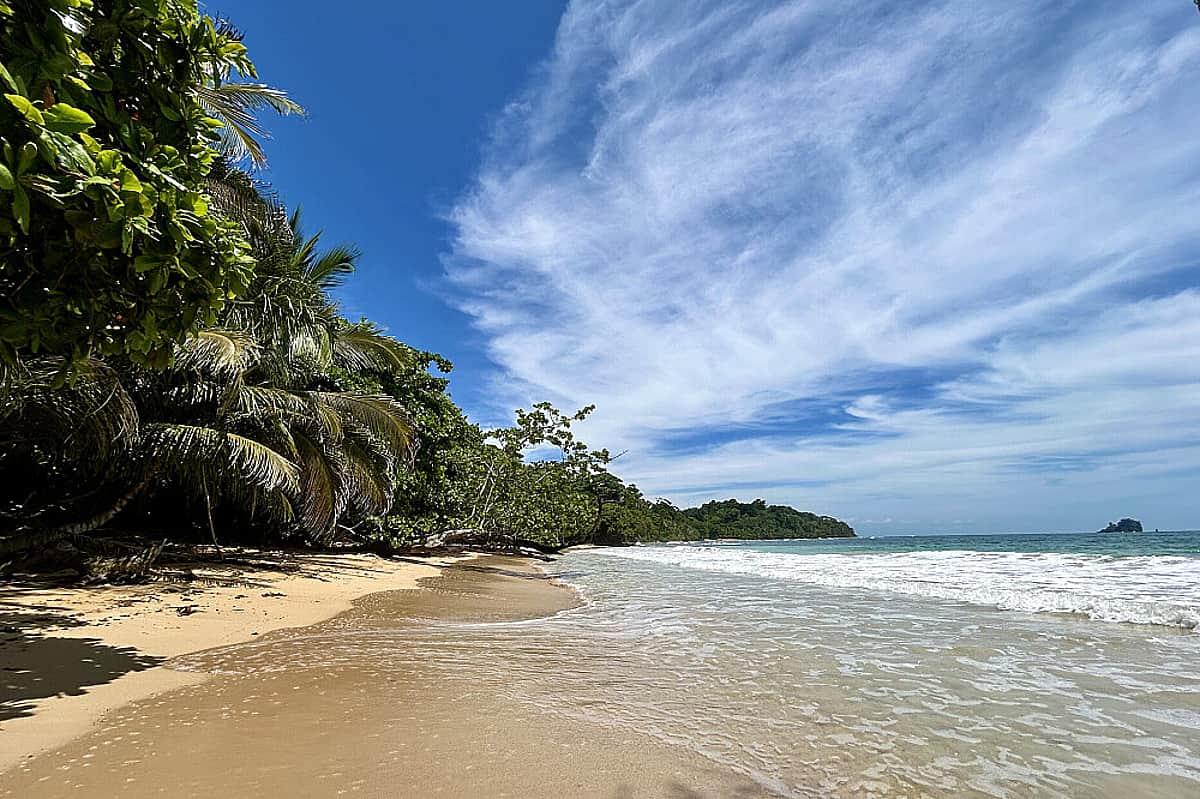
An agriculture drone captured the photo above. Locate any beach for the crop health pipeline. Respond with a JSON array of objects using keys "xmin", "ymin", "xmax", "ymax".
[
  {"xmin": 4, "ymin": 535, "xmax": 1197, "ymax": 798},
  {"xmin": 2, "ymin": 554, "xmax": 773, "ymax": 798},
  {"xmin": 1, "ymin": 551, "xmax": 467, "ymax": 774}
]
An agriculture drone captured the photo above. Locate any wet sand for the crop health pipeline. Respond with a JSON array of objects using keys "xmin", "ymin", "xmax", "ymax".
[
  {"xmin": 0, "ymin": 551, "xmax": 463, "ymax": 772},
  {"xmin": 2, "ymin": 556, "xmax": 776, "ymax": 798}
]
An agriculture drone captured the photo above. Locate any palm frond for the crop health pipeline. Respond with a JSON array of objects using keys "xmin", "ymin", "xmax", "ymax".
[
  {"xmin": 341, "ymin": 425, "xmax": 397, "ymax": 517},
  {"xmin": 332, "ymin": 324, "xmax": 413, "ymax": 375},
  {"xmin": 161, "ymin": 380, "xmax": 229, "ymax": 414},
  {"xmin": 315, "ymin": 392, "xmax": 416, "ymax": 460},
  {"xmin": 236, "ymin": 385, "xmax": 312, "ymax": 418},
  {"xmin": 234, "ymin": 387, "xmax": 342, "ymax": 443},
  {"xmin": 288, "ymin": 327, "xmax": 335, "ymax": 370},
  {"xmin": 204, "ymin": 159, "xmax": 288, "ymax": 244},
  {"xmin": 142, "ymin": 423, "xmax": 300, "ymax": 495},
  {"xmin": 174, "ymin": 330, "xmax": 260, "ymax": 382},
  {"xmin": 197, "ymin": 83, "xmax": 304, "ymax": 167},
  {"xmin": 1, "ymin": 357, "xmax": 139, "ymax": 459},
  {"xmin": 213, "ymin": 18, "xmax": 246, "ymax": 45},
  {"xmin": 293, "ymin": 430, "xmax": 348, "ymax": 541},
  {"xmin": 343, "ymin": 457, "xmax": 392, "ymax": 519},
  {"xmin": 306, "ymin": 244, "xmax": 359, "ymax": 290}
]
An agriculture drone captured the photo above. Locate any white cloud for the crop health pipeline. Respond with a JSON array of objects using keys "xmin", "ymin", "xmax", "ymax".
[{"xmin": 446, "ymin": 0, "xmax": 1200, "ymax": 532}]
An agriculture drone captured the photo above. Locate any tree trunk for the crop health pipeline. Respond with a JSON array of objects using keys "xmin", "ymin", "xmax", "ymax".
[
  {"xmin": 43, "ymin": 478, "xmax": 150, "ymax": 538},
  {"xmin": 203, "ymin": 477, "xmax": 219, "ymax": 546}
]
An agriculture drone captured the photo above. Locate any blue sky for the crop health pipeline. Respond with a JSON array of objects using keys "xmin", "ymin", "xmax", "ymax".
[
  {"xmin": 230, "ymin": 0, "xmax": 1200, "ymax": 534},
  {"xmin": 224, "ymin": 1, "xmax": 568, "ymax": 382}
]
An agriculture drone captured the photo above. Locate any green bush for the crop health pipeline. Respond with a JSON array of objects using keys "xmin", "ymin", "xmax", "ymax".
[{"xmin": 0, "ymin": 0, "xmax": 255, "ymax": 368}]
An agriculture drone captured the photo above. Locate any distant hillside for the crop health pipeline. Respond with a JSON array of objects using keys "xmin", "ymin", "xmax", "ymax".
[
  {"xmin": 683, "ymin": 499, "xmax": 856, "ymax": 540},
  {"xmin": 613, "ymin": 498, "xmax": 855, "ymax": 543}
]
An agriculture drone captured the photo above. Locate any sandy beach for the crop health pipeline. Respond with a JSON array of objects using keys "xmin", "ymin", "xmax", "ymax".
[
  {"xmin": 2, "ymin": 553, "xmax": 774, "ymax": 798},
  {"xmin": 0, "ymin": 550, "xmax": 464, "ymax": 774}
]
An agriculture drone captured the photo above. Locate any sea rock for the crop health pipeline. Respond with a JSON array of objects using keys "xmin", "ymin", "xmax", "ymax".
[{"xmin": 1098, "ymin": 518, "xmax": 1143, "ymax": 533}]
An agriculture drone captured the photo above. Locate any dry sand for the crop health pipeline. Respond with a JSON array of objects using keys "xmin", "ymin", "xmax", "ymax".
[
  {"xmin": 3, "ymin": 554, "xmax": 776, "ymax": 798},
  {"xmin": 0, "ymin": 550, "xmax": 465, "ymax": 772}
]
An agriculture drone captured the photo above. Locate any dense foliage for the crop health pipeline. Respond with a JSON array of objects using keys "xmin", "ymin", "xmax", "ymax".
[
  {"xmin": 1, "ymin": 191, "xmax": 416, "ymax": 552},
  {"xmin": 0, "ymin": 0, "xmax": 273, "ymax": 367},
  {"xmin": 0, "ymin": 3, "xmax": 852, "ymax": 572},
  {"xmin": 593, "ymin": 495, "xmax": 855, "ymax": 544},
  {"xmin": 682, "ymin": 499, "xmax": 855, "ymax": 539}
]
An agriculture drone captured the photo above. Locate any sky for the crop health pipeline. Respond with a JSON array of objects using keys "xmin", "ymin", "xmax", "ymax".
[{"xmin": 231, "ymin": 0, "xmax": 1200, "ymax": 534}]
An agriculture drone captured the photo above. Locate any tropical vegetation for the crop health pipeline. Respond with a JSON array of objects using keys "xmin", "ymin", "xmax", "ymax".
[{"xmin": 0, "ymin": 1, "xmax": 851, "ymax": 577}]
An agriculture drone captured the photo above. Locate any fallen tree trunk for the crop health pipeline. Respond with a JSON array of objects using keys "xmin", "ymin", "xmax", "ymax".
[
  {"xmin": 422, "ymin": 528, "xmax": 561, "ymax": 557},
  {"xmin": 1, "ymin": 479, "xmax": 150, "ymax": 557}
]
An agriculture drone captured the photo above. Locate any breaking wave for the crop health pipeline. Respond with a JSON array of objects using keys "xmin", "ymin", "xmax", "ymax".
[{"xmin": 592, "ymin": 546, "xmax": 1200, "ymax": 629}]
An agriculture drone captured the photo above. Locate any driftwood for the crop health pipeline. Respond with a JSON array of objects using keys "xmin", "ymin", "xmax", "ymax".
[{"xmin": 421, "ymin": 528, "xmax": 560, "ymax": 559}]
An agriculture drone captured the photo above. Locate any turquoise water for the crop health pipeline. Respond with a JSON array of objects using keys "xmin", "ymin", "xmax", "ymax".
[
  {"xmin": 714, "ymin": 529, "xmax": 1200, "ymax": 557},
  {"xmin": 615, "ymin": 530, "xmax": 1200, "ymax": 629},
  {"xmin": 540, "ymin": 532, "xmax": 1200, "ymax": 795}
]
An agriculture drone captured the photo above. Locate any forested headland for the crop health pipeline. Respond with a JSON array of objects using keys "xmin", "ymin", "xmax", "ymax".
[{"xmin": 0, "ymin": 1, "xmax": 851, "ymax": 579}]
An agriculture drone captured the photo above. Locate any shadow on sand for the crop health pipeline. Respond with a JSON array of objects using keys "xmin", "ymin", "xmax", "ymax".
[{"xmin": 0, "ymin": 607, "xmax": 163, "ymax": 723}]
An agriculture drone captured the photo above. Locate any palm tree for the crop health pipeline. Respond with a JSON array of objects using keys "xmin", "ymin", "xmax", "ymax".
[
  {"xmin": 208, "ymin": 176, "xmax": 412, "ymax": 382},
  {"xmin": 1, "ymin": 61, "xmax": 420, "ymax": 549},
  {"xmin": 1, "ymin": 12, "xmax": 421, "ymax": 556},
  {"xmin": 2, "ymin": 327, "xmax": 415, "ymax": 550},
  {"xmin": 198, "ymin": 20, "xmax": 305, "ymax": 167},
  {"xmin": 0, "ymin": 351, "xmax": 300, "ymax": 552},
  {"xmin": 3, "ymin": 166, "xmax": 418, "ymax": 548},
  {"xmin": 136, "ymin": 329, "xmax": 415, "ymax": 542}
]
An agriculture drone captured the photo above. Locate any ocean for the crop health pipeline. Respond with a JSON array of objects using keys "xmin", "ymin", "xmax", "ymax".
[
  {"xmin": 159, "ymin": 531, "xmax": 1200, "ymax": 797},
  {"xmin": 532, "ymin": 531, "xmax": 1200, "ymax": 796}
]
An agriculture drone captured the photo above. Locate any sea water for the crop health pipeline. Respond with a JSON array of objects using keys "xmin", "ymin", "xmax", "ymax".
[
  {"xmin": 409, "ymin": 531, "xmax": 1200, "ymax": 797},
  {"xmin": 534, "ymin": 532, "xmax": 1200, "ymax": 796},
  {"xmin": 184, "ymin": 531, "xmax": 1200, "ymax": 797}
]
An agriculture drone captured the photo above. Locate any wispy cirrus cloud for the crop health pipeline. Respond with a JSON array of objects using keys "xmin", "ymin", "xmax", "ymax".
[{"xmin": 445, "ymin": 0, "xmax": 1200, "ymax": 532}]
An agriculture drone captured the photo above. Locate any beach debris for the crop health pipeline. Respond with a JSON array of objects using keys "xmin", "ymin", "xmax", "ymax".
[
  {"xmin": 173, "ymin": 605, "xmax": 199, "ymax": 616},
  {"xmin": 261, "ymin": 591, "xmax": 285, "ymax": 598}
]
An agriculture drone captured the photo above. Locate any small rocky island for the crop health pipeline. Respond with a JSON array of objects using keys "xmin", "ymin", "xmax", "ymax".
[{"xmin": 1098, "ymin": 518, "xmax": 1143, "ymax": 533}]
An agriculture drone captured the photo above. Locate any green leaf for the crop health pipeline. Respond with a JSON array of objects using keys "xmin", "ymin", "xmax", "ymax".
[
  {"xmin": 119, "ymin": 169, "xmax": 142, "ymax": 194},
  {"xmin": 0, "ymin": 163, "xmax": 12, "ymax": 190},
  {"xmin": 0, "ymin": 60, "xmax": 17, "ymax": 92},
  {"xmin": 24, "ymin": 173, "xmax": 79, "ymax": 200},
  {"xmin": 41, "ymin": 130, "xmax": 94, "ymax": 173},
  {"xmin": 5, "ymin": 94, "xmax": 43, "ymax": 125},
  {"xmin": 17, "ymin": 141, "xmax": 36, "ymax": 172},
  {"xmin": 42, "ymin": 103, "xmax": 96, "ymax": 135},
  {"xmin": 43, "ymin": 54, "xmax": 77, "ymax": 81},
  {"xmin": 87, "ymin": 72, "xmax": 113, "ymax": 92},
  {"xmin": 96, "ymin": 150, "xmax": 121, "ymax": 173},
  {"xmin": 12, "ymin": 183, "xmax": 29, "ymax": 233},
  {"xmin": 147, "ymin": 268, "xmax": 167, "ymax": 294}
]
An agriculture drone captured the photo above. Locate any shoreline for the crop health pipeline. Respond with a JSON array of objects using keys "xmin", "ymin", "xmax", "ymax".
[
  {"xmin": 0, "ymin": 550, "xmax": 469, "ymax": 773},
  {"xmin": 3, "ymin": 553, "xmax": 778, "ymax": 798}
]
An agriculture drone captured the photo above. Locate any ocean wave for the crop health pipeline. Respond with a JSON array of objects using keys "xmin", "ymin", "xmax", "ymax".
[{"xmin": 590, "ymin": 547, "xmax": 1200, "ymax": 629}]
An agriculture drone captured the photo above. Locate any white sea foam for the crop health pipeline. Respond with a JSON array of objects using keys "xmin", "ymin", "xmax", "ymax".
[{"xmin": 591, "ymin": 547, "xmax": 1200, "ymax": 629}]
